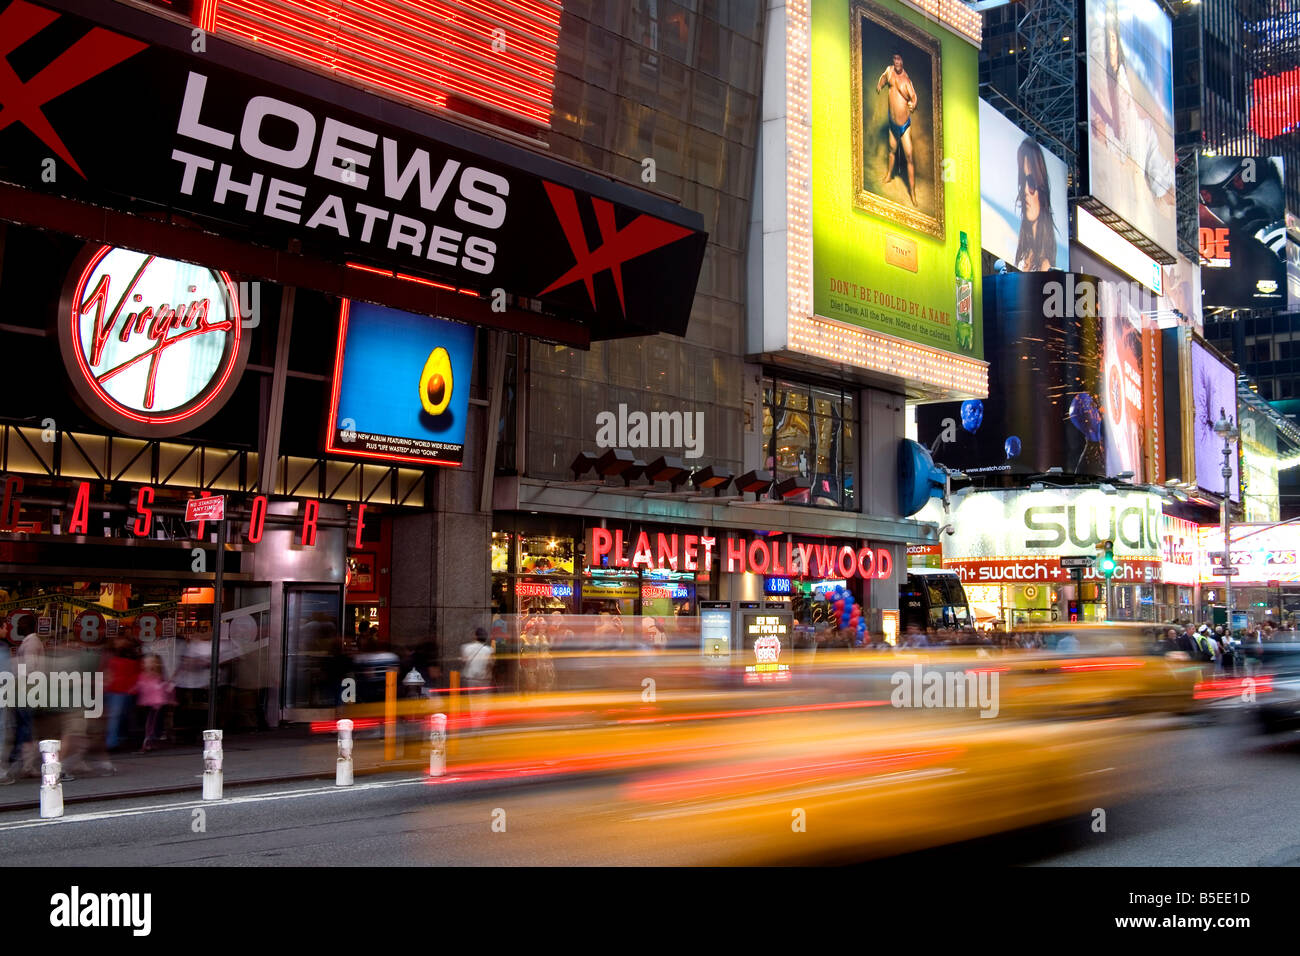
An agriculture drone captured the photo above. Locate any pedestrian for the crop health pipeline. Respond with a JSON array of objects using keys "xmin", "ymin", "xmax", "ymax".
[
  {"xmin": 460, "ymin": 627, "xmax": 494, "ymax": 727},
  {"xmin": 14, "ymin": 614, "xmax": 51, "ymax": 777},
  {"xmin": 133, "ymin": 655, "xmax": 176, "ymax": 752},
  {"xmin": 104, "ymin": 635, "xmax": 141, "ymax": 752},
  {"xmin": 0, "ymin": 625, "xmax": 14, "ymax": 785}
]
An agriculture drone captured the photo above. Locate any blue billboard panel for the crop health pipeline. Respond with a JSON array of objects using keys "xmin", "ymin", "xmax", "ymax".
[{"xmin": 326, "ymin": 301, "xmax": 475, "ymax": 467}]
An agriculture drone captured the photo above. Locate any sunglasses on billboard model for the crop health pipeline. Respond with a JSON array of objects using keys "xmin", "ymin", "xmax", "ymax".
[
  {"xmin": 1019, "ymin": 172, "xmax": 1041, "ymax": 195},
  {"xmin": 1199, "ymin": 160, "xmax": 1264, "ymax": 207}
]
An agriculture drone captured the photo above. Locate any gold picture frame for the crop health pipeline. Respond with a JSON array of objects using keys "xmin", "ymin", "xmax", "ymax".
[{"xmin": 850, "ymin": 0, "xmax": 945, "ymax": 240}]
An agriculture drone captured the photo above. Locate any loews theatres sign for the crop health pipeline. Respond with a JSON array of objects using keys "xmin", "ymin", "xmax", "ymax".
[
  {"xmin": 0, "ymin": 0, "xmax": 707, "ymax": 337},
  {"xmin": 58, "ymin": 246, "xmax": 249, "ymax": 438},
  {"xmin": 942, "ymin": 487, "xmax": 1164, "ymax": 584}
]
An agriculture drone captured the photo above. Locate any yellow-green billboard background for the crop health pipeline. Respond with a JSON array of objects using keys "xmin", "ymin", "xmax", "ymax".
[{"xmin": 812, "ymin": 0, "xmax": 983, "ymax": 359}]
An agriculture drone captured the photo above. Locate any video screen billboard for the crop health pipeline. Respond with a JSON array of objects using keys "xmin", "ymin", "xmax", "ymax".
[
  {"xmin": 979, "ymin": 100, "xmax": 1069, "ymax": 272},
  {"xmin": 1103, "ymin": 286, "xmax": 1145, "ymax": 481},
  {"xmin": 326, "ymin": 301, "xmax": 475, "ymax": 466},
  {"xmin": 811, "ymin": 0, "xmax": 982, "ymax": 358},
  {"xmin": 914, "ymin": 272, "xmax": 1103, "ymax": 477},
  {"xmin": 1199, "ymin": 157, "xmax": 1287, "ymax": 309},
  {"xmin": 1084, "ymin": 0, "xmax": 1176, "ymax": 254},
  {"xmin": 1189, "ymin": 340, "xmax": 1239, "ymax": 501}
]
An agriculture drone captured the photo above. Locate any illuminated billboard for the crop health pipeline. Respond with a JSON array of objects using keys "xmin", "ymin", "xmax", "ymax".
[
  {"xmin": 326, "ymin": 301, "xmax": 475, "ymax": 466},
  {"xmin": 1102, "ymin": 283, "xmax": 1145, "ymax": 482},
  {"xmin": 1189, "ymin": 340, "xmax": 1239, "ymax": 502},
  {"xmin": 1199, "ymin": 524, "xmax": 1300, "ymax": 585},
  {"xmin": 942, "ymin": 487, "xmax": 1163, "ymax": 585},
  {"xmin": 1198, "ymin": 157, "xmax": 1287, "ymax": 309},
  {"xmin": 1084, "ymin": 0, "xmax": 1176, "ymax": 254},
  {"xmin": 979, "ymin": 100, "xmax": 1068, "ymax": 272},
  {"xmin": 811, "ymin": 0, "xmax": 982, "ymax": 358},
  {"xmin": 915, "ymin": 272, "xmax": 1104, "ymax": 478}
]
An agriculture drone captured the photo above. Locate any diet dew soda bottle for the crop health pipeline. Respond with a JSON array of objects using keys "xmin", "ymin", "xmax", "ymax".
[{"xmin": 955, "ymin": 231, "xmax": 974, "ymax": 352}]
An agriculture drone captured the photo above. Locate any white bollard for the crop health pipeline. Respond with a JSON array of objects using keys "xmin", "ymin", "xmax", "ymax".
[
  {"xmin": 38, "ymin": 739, "xmax": 63, "ymax": 819},
  {"xmin": 202, "ymin": 729, "xmax": 223, "ymax": 800},
  {"xmin": 336, "ymin": 719, "xmax": 354, "ymax": 787},
  {"xmin": 429, "ymin": 713, "xmax": 447, "ymax": 777}
]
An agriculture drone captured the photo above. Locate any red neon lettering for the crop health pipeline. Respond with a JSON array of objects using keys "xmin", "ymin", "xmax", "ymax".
[
  {"xmin": 856, "ymin": 547, "xmax": 874, "ymax": 578},
  {"xmin": 612, "ymin": 529, "xmax": 629, "ymax": 568},
  {"xmin": 768, "ymin": 537, "xmax": 786, "ymax": 575},
  {"xmin": 876, "ymin": 548, "xmax": 893, "ymax": 579},
  {"xmin": 301, "ymin": 499, "xmax": 319, "ymax": 547},
  {"xmin": 631, "ymin": 531, "xmax": 653, "ymax": 569},
  {"xmin": 682, "ymin": 534, "xmax": 699, "ymax": 571},
  {"xmin": 79, "ymin": 257, "xmax": 232, "ymax": 411},
  {"xmin": 354, "ymin": 503, "xmax": 367, "ymax": 549},
  {"xmin": 132, "ymin": 485, "xmax": 154, "ymax": 537},
  {"xmin": 726, "ymin": 536, "xmax": 746, "ymax": 573},
  {"xmin": 68, "ymin": 481, "xmax": 91, "ymax": 535},
  {"xmin": 656, "ymin": 533, "xmax": 679, "ymax": 571},
  {"xmin": 796, "ymin": 542, "xmax": 814, "ymax": 579},
  {"xmin": 1, "ymin": 476, "xmax": 23, "ymax": 529},
  {"xmin": 248, "ymin": 495, "xmax": 268, "ymax": 544},
  {"xmin": 590, "ymin": 527, "xmax": 612, "ymax": 564},
  {"xmin": 700, "ymin": 536, "xmax": 715, "ymax": 572},
  {"xmin": 814, "ymin": 545, "xmax": 836, "ymax": 578},
  {"xmin": 748, "ymin": 538, "xmax": 771, "ymax": 575},
  {"xmin": 837, "ymin": 546, "xmax": 856, "ymax": 578}
]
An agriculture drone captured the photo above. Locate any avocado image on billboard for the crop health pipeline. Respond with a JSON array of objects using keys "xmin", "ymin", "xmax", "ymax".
[
  {"xmin": 812, "ymin": 0, "xmax": 982, "ymax": 358},
  {"xmin": 326, "ymin": 300, "xmax": 476, "ymax": 467}
]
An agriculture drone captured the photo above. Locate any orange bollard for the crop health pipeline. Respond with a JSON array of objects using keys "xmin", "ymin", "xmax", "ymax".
[
  {"xmin": 449, "ymin": 670, "xmax": 460, "ymax": 757},
  {"xmin": 384, "ymin": 669, "xmax": 397, "ymax": 762}
]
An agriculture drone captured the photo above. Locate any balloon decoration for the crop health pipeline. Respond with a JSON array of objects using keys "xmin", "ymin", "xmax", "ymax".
[
  {"xmin": 1068, "ymin": 392, "xmax": 1102, "ymax": 443},
  {"xmin": 1004, "ymin": 435, "xmax": 1021, "ymax": 460},
  {"xmin": 960, "ymin": 399, "xmax": 984, "ymax": 434}
]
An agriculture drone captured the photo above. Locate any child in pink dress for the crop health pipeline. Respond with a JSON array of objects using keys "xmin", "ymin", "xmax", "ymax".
[{"xmin": 133, "ymin": 655, "xmax": 176, "ymax": 752}]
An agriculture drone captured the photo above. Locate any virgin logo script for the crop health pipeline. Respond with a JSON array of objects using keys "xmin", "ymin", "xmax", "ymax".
[{"xmin": 76, "ymin": 255, "xmax": 232, "ymax": 410}]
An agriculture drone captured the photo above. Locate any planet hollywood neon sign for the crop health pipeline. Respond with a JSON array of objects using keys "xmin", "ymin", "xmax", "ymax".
[{"xmin": 59, "ymin": 245, "xmax": 250, "ymax": 437}]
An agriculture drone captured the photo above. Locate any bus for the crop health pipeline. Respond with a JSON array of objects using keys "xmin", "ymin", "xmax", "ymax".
[{"xmin": 900, "ymin": 569, "xmax": 975, "ymax": 636}]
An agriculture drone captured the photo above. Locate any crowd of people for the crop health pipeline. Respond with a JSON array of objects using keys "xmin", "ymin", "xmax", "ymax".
[{"xmin": 0, "ymin": 612, "xmax": 270, "ymax": 785}]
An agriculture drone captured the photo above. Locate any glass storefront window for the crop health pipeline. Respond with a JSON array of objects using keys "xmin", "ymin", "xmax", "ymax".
[
  {"xmin": 515, "ymin": 576, "xmax": 576, "ymax": 613},
  {"xmin": 763, "ymin": 377, "xmax": 858, "ymax": 510},
  {"xmin": 491, "ymin": 531, "xmax": 513, "ymax": 573},
  {"xmin": 519, "ymin": 534, "xmax": 575, "ymax": 574}
]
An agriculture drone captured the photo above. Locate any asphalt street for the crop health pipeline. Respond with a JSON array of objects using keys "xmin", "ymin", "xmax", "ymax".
[{"xmin": 1, "ymin": 714, "xmax": 1295, "ymax": 866}]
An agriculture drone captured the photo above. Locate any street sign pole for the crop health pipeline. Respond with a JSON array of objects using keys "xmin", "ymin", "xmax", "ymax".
[{"xmin": 208, "ymin": 515, "xmax": 227, "ymax": 731}]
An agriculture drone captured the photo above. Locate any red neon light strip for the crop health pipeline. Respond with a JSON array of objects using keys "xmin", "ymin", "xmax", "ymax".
[
  {"xmin": 249, "ymin": 0, "xmax": 556, "ymax": 103},
  {"xmin": 214, "ymin": 0, "xmax": 558, "ymax": 126},
  {"xmin": 347, "ymin": 0, "xmax": 558, "ymax": 74},
  {"xmin": 215, "ymin": 10, "xmax": 450, "ymax": 113}
]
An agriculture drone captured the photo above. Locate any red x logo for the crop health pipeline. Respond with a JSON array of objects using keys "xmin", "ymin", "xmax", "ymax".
[
  {"xmin": 0, "ymin": 0, "xmax": 146, "ymax": 179},
  {"xmin": 539, "ymin": 181, "xmax": 695, "ymax": 316}
]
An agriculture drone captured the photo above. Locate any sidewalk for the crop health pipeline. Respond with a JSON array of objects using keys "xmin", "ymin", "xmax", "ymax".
[{"xmin": 0, "ymin": 722, "xmax": 433, "ymax": 813}]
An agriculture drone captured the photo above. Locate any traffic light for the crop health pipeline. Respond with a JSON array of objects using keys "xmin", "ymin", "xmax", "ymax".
[{"xmin": 1097, "ymin": 540, "xmax": 1116, "ymax": 577}]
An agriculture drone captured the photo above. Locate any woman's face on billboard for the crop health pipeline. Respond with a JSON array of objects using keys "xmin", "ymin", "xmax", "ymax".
[{"xmin": 1022, "ymin": 155, "xmax": 1040, "ymax": 224}]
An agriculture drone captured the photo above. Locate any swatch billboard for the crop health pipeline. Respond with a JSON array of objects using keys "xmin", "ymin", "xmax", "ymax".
[
  {"xmin": 326, "ymin": 301, "xmax": 475, "ymax": 467},
  {"xmin": 1198, "ymin": 157, "xmax": 1287, "ymax": 309},
  {"xmin": 979, "ymin": 100, "xmax": 1069, "ymax": 272},
  {"xmin": 1084, "ymin": 0, "xmax": 1176, "ymax": 255},
  {"xmin": 915, "ymin": 272, "xmax": 1103, "ymax": 477}
]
